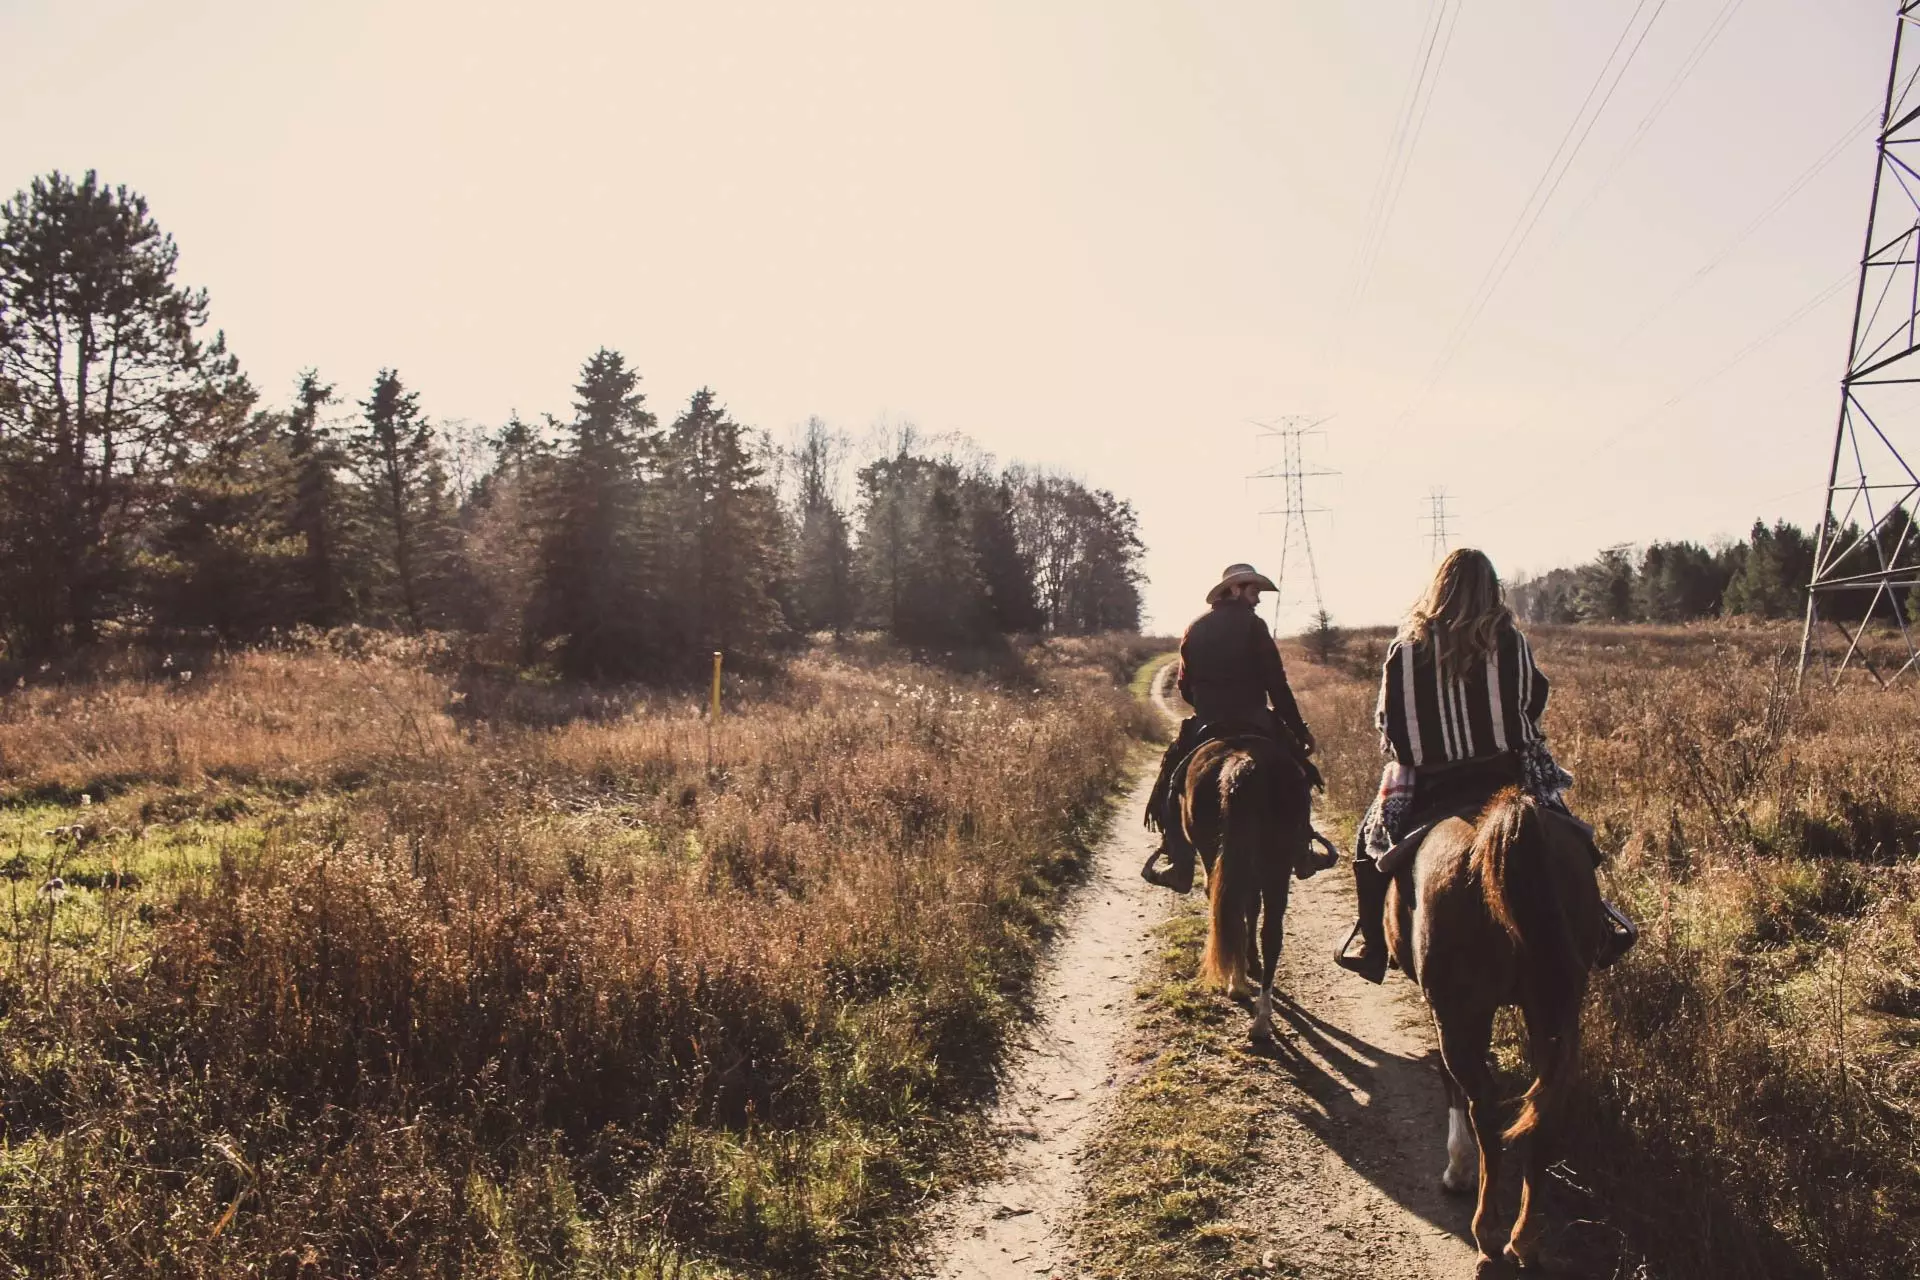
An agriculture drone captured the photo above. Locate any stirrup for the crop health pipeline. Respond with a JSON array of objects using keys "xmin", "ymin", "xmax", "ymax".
[
  {"xmin": 1140, "ymin": 848, "xmax": 1195, "ymax": 895},
  {"xmin": 1334, "ymin": 922, "xmax": 1388, "ymax": 984},
  {"xmin": 1597, "ymin": 899, "xmax": 1638, "ymax": 968},
  {"xmin": 1296, "ymin": 830, "xmax": 1339, "ymax": 880}
]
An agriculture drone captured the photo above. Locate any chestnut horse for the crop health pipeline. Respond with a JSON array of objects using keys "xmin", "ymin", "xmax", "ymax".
[
  {"xmin": 1386, "ymin": 787, "xmax": 1611, "ymax": 1278},
  {"xmin": 1179, "ymin": 737, "xmax": 1322, "ymax": 1042}
]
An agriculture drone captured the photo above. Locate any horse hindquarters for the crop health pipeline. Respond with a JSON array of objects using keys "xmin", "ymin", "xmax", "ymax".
[
  {"xmin": 1472, "ymin": 789, "xmax": 1594, "ymax": 1269},
  {"xmin": 1472, "ymin": 789, "xmax": 1587, "ymax": 1144}
]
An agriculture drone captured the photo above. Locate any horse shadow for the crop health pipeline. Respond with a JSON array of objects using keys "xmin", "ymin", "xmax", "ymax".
[{"xmin": 1235, "ymin": 988, "xmax": 1634, "ymax": 1278}]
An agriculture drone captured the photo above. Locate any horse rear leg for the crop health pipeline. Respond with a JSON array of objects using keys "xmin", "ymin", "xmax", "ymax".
[
  {"xmin": 1248, "ymin": 877, "xmax": 1288, "ymax": 1043},
  {"xmin": 1505, "ymin": 1012, "xmax": 1576, "ymax": 1270},
  {"xmin": 1436, "ymin": 1005, "xmax": 1507, "ymax": 1277}
]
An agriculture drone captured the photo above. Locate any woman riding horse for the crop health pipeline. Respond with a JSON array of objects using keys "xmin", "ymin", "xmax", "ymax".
[
  {"xmin": 1336, "ymin": 549, "xmax": 1636, "ymax": 983},
  {"xmin": 1142, "ymin": 563, "xmax": 1326, "ymax": 894}
]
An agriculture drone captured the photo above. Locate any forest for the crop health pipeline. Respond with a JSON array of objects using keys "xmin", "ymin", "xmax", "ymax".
[
  {"xmin": 0, "ymin": 171, "xmax": 1145, "ymax": 676},
  {"xmin": 1508, "ymin": 515, "xmax": 1880, "ymax": 626}
]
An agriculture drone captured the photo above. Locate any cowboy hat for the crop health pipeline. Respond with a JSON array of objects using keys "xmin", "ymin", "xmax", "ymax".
[{"xmin": 1207, "ymin": 563, "xmax": 1278, "ymax": 604}]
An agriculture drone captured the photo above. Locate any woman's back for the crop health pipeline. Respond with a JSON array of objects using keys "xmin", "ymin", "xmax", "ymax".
[{"xmin": 1379, "ymin": 617, "xmax": 1549, "ymax": 770}]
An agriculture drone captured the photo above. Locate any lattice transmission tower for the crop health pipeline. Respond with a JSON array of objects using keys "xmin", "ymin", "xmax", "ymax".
[
  {"xmin": 1248, "ymin": 417, "xmax": 1337, "ymax": 633},
  {"xmin": 1422, "ymin": 487, "xmax": 1453, "ymax": 561},
  {"xmin": 1801, "ymin": 0, "xmax": 1920, "ymax": 685}
]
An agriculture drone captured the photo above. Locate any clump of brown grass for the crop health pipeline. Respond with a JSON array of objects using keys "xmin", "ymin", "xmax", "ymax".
[
  {"xmin": 1292, "ymin": 624, "xmax": 1920, "ymax": 1280},
  {"xmin": 0, "ymin": 634, "xmax": 1154, "ymax": 1277}
]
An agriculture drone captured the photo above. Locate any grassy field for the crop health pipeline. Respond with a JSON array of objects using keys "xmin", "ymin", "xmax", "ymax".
[
  {"xmin": 1306, "ymin": 621, "xmax": 1920, "ymax": 1280},
  {"xmin": 0, "ymin": 631, "xmax": 1162, "ymax": 1278}
]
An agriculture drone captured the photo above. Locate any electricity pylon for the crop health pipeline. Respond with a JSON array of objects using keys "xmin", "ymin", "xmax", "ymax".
[
  {"xmin": 1800, "ymin": 1, "xmax": 1920, "ymax": 685},
  {"xmin": 1422, "ymin": 487, "xmax": 1454, "ymax": 561},
  {"xmin": 1248, "ymin": 417, "xmax": 1337, "ymax": 633}
]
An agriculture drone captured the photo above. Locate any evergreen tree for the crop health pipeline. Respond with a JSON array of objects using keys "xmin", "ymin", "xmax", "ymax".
[
  {"xmin": 0, "ymin": 170, "xmax": 247, "ymax": 655},
  {"xmin": 964, "ymin": 475, "xmax": 1044, "ymax": 632},
  {"xmin": 529, "ymin": 350, "xmax": 656, "ymax": 677},
  {"xmin": 148, "ymin": 406, "xmax": 302, "ymax": 640},
  {"xmin": 284, "ymin": 370, "xmax": 355, "ymax": 626},
  {"xmin": 1638, "ymin": 540, "xmax": 1728, "ymax": 621},
  {"xmin": 347, "ymin": 370, "xmax": 444, "ymax": 631},
  {"xmin": 663, "ymin": 388, "xmax": 784, "ymax": 657},
  {"xmin": 788, "ymin": 419, "xmax": 857, "ymax": 636},
  {"xmin": 1576, "ymin": 546, "xmax": 1638, "ymax": 622},
  {"xmin": 1723, "ymin": 520, "xmax": 1815, "ymax": 619}
]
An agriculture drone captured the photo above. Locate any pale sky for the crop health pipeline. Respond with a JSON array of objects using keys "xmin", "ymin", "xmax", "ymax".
[{"xmin": 0, "ymin": 0, "xmax": 1892, "ymax": 631}]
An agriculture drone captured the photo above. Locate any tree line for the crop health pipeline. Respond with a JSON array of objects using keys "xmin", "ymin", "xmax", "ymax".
[
  {"xmin": 0, "ymin": 171, "xmax": 1144, "ymax": 675},
  {"xmin": 1508, "ymin": 513, "xmax": 1912, "ymax": 626}
]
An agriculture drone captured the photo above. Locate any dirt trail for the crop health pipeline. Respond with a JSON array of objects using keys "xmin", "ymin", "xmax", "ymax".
[
  {"xmin": 920, "ymin": 702, "xmax": 1173, "ymax": 1278},
  {"xmin": 924, "ymin": 662, "xmax": 1503, "ymax": 1279}
]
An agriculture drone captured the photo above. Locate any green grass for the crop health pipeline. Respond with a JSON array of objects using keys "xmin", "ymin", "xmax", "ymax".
[
  {"xmin": 1076, "ymin": 908, "xmax": 1273, "ymax": 1280},
  {"xmin": 1127, "ymin": 651, "xmax": 1178, "ymax": 707}
]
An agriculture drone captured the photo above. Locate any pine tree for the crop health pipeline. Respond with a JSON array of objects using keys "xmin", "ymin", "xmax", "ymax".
[
  {"xmin": 148, "ymin": 405, "xmax": 302, "ymax": 640},
  {"xmin": 1576, "ymin": 546, "xmax": 1638, "ymax": 622},
  {"xmin": 964, "ymin": 475, "xmax": 1043, "ymax": 633},
  {"xmin": 664, "ymin": 388, "xmax": 783, "ymax": 658},
  {"xmin": 529, "ymin": 350, "xmax": 656, "ymax": 677},
  {"xmin": 788, "ymin": 419, "xmax": 858, "ymax": 637},
  {"xmin": 348, "ymin": 370, "xmax": 437, "ymax": 631},
  {"xmin": 283, "ymin": 370, "xmax": 354, "ymax": 626},
  {"xmin": 0, "ymin": 170, "xmax": 248, "ymax": 655},
  {"xmin": 1723, "ymin": 521, "xmax": 1815, "ymax": 620}
]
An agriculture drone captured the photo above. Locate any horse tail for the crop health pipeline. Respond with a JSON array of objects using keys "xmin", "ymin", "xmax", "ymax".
[
  {"xmin": 1200, "ymin": 750, "xmax": 1260, "ymax": 988},
  {"xmin": 1472, "ymin": 786, "xmax": 1585, "ymax": 1144}
]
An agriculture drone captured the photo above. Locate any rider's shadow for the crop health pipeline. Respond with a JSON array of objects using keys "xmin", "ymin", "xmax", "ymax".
[{"xmin": 1244, "ymin": 991, "xmax": 1635, "ymax": 1278}]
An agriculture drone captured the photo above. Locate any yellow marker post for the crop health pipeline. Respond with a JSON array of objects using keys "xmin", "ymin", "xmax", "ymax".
[{"xmin": 707, "ymin": 650, "xmax": 723, "ymax": 772}]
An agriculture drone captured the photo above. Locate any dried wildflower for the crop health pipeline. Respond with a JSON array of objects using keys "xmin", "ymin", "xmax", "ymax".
[{"xmin": 38, "ymin": 877, "xmax": 65, "ymax": 903}]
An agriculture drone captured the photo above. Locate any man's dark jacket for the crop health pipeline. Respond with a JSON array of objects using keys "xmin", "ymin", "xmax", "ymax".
[{"xmin": 1177, "ymin": 598, "xmax": 1310, "ymax": 743}]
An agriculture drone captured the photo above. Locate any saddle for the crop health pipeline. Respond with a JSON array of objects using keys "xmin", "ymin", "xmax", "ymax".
[
  {"xmin": 1157, "ymin": 720, "xmax": 1336, "ymax": 876},
  {"xmin": 1374, "ymin": 753, "xmax": 1525, "ymax": 879}
]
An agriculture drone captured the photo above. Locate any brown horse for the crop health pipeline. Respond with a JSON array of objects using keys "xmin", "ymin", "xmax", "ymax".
[
  {"xmin": 1386, "ymin": 787, "xmax": 1610, "ymax": 1277},
  {"xmin": 1179, "ymin": 737, "xmax": 1320, "ymax": 1042}
]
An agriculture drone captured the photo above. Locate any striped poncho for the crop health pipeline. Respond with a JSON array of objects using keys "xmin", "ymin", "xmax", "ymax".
[{"xmin": 1358, "ymin": 621, "xmax": 1572, "ymax": 857}]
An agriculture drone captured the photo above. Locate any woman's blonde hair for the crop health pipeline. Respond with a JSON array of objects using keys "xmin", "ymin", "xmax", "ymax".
[{"xmin": 1399, "ymin": 548, "xmax": 1513, "ymax": 668}]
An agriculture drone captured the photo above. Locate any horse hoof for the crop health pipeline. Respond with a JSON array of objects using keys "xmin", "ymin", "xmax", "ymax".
[
  {"xmin": 1473, "ymin": 1256, "xmax": 1510, "ymax": 1280},
  {"xmin": 1440, "ymin": 1168, "xmax": 1474, "ymax": 1196},
  {"xmin": 1504, "ymin": 1241, "xmax": 1539, "ymax": 1271},
  {"xmin": 1248, "ymin": 1020, "xmax": 1274, "ymax": 1045}
]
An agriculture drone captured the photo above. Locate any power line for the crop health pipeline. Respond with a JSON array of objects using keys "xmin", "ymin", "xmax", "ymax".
[
  {"xmin": 1415, "ymin": 0, "xmax": 1668, "ymax": 405},
  {"xmin": 1553, "ymin": 0, "xmax": 1748, "ymax": 243},
  {"xmin": 1613, "ymin": 106, "xmax": 1878, "ymax": 351},
  {"xmin": 1351, "ymin": 0, "xmax": 1464, "ymax": 309}
]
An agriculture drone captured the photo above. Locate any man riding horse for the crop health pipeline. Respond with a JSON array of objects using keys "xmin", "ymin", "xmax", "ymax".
[
  {"xmin": 1336, "ymin": 548, "xmax": 1637, "ymax": 983},
  {"xmin": 1141, "ymin": 563, "xmax": 1327, "ymax": 894}
]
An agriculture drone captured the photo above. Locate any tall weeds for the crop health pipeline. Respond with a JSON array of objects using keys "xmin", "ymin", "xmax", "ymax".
[{"xmin": 0, "ymin": 634, "xmax": 1153, "ymax": 1276}]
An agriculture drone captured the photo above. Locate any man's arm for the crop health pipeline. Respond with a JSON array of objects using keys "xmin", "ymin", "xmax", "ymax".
[
  {"xmin": 1176, "ymin": 626, "xmax": 1194, "ymax": 707},
  {"xmin": 1252, "ymin": 614, "xmax": 1311, "ymax": 745}
]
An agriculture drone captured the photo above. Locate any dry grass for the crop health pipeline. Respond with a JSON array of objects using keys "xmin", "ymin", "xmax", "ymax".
[
  {"xmin": 1293, "ymin": 623, "xmax": 1920, "ymax": 1280},
  {"xmin": 0, "ymin": 631, "xmax": 1160, "ymax": 1277}
]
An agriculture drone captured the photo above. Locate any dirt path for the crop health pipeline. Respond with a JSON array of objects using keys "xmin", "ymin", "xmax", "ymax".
[
  {"xmin": 923, "ymin": 662, "xmax": 1545, "ymax": 1279},
  {"xmin": 920, "ymin": 686, "xmax": 1174, "ymax": 1279}
]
